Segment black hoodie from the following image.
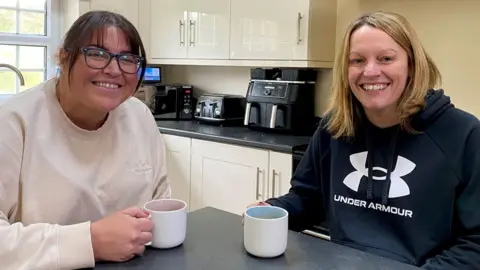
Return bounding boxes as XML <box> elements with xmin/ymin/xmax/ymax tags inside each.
<box><xmin>266</xmin><ymin>89</ymin><xmax>480</xmax><ymax>269</ymax></box>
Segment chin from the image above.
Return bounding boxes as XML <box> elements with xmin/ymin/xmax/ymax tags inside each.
<box><xmin>92</xmin><ymin>96</ymin><xmax>127</xmax><ymax>113</ymax></box>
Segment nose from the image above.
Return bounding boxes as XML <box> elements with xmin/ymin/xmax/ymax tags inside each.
<box><xmin>103</xmin><ymin>57</ymin><xmax>122</xmax><ymax>76</ymax></box>
<box><xmin>363</xmin><ymin>61</ymin><xmax>381</xmax><ymax>77</ymax></box>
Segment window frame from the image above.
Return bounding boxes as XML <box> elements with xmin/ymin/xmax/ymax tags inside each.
<box><xmin>0</xmin><ymin>0</ymin><xmax>61</xmax><ymax>99</ymax></box>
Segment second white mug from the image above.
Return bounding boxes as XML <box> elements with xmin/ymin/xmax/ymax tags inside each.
<box><xmin>243</xmin><ymin>205</ymin><xmax>289</xmax><ymax>258</ymax></box>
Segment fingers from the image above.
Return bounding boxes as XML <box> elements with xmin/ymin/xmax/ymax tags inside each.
<box><xmin>121</xmin><ymin>207</ymin><xmax>146</xmax><ymax>217</ymax></box>
<box><xmin>133</xmin><ymin>244</ymin><xmax>146</xmax><ymax>257</ymax></box>
<box><xmin>136</xmin><ymin>217</ymin><xmax>153</xmax><ymax>232</ymax></box>
<box><xmin>137</xmin><ymin>231</ymin><xmax>153</xmax><ymax>245</ymax></box>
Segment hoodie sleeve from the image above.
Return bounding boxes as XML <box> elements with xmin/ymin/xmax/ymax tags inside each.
<box><xmin>265</xmin><ymin>127</ymin><xmax>326</xmax><ymax>231</ymax></box>
<box><xmin>0</xmin><ymin>113</ymin><xmax>95</xmax><ymax>270</ymax></box>
<box><xmin>422</xmin><ymin>125</ymin><xmax>480</xmax><ymax>270</ymax></box>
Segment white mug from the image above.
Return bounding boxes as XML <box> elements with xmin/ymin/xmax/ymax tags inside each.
<box><xmin>143</xmin><ymin>198</ymin><xmax>188</xmax><ymax>249</ymax></box>
<box><xmin>243</xmin><ymin>205</ymin><xmax>289</xmax><ymax>258</ymax></box>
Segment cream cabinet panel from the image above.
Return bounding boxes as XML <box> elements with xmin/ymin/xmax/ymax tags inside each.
<box><xmin>267</xmin><ymin>151</ymin><xmax>293</xmax><ymax>198</ymax></box>
<box><xmin>186</xmin><ymin>0</ymin><xmax>231</xmax><ymax>59</ymax></box>
<box><xmin>86</xmin><ymin>0</ymin><xmax>139</xmax><ymax>29</ymax></box>
<box><xmin>162</xmin><ymin>134</ymin><xmax>192</xmax><ymax>210</ymax></box>
<box><xmin>190</xmin><ymin>139</ymin><xmax>269</xmax><ymax>215</ymax></box>
<box><xmin>148</xmin><ymin>0</ymin><xmax>189</xmax><ymax>59</ymax></box>
<box><xmin>230</xmin><ymin>0</ymin><xmax>309</xmax><ymax>60</ymax></box>
<box><xmin>147</xmin><ymin>0</ymin><xmax>230</xmax><ymax>60</ymax></box>
<box><xmin>229</xmin><ymin>0</ymin><xmax>336</xmax><ymax>64</ymax></box>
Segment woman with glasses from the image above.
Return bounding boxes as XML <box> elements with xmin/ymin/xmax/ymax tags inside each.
<box><xmin>0</xmin><ymin>11</ymin><xmax>171</xmax><ymax>269</ymax></box>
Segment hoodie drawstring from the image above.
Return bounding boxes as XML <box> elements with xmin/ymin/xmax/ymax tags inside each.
<box><xmin>365</xmin><ymin>126</ymin><xmax>399</xmax><ymax>205</ymax></box>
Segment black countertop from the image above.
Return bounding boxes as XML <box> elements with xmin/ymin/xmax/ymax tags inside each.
<box><xmin>91</xmin><ymin>207</ymin><xmax>420</xmax><ymax>270</ymax></box>
<box><xmin>156</xmin><ymin>120</ymin><xmax>313</xmax><ymax>154</ymax></box>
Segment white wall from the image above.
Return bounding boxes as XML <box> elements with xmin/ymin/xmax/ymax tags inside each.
<box><xmin>163</xmin><ymin>0</ymin><xmax>480</xmax><ymax>117</ymax></box>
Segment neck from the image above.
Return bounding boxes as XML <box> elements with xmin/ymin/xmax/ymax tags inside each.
<box><xmin>56</xmin><ymin>79</ymin><xmax>108</xmax><ymax>131</ymax></box>
<box><xmin>364</xmin><ymin>107</ymin><xmax>400</xmax><ymax>128</ymax></box>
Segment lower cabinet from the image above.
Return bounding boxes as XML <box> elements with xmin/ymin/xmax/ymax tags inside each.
<box><xmin>162</xmin><ymin>134</ymin><xmax>192</xmax><ymax>210</ymax></box>
<box><xmin>161</xmin><ymin>134</ymin><xmax>293</xmax><ymax>216</ymax></box>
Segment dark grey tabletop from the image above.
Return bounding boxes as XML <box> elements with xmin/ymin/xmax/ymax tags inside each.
<box><xmin>156</xmin><ymin>120</ymin><xmax>313</xmax><ymax>154</ymax></box>
<box><xmin>90</xmin><ymin>207</ymin><xmax>420</xmax><ymax>270</ymax></box>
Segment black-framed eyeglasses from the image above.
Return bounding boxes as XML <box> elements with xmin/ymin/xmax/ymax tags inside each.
<box><xmin>81</xmin><ymin>47</ymin><xmax>145</xmax><ymax>74</ymax></box>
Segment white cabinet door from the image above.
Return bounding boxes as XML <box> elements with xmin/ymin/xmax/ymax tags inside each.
<box><xmin>229</xmin><ymin>0</ymin><xmax>309</xmax><ymax>60</ymax></box>
<box><xmin>186</xmin><ymin>0</ymin><xmax>230</xmax><ymax>59</ymax></box>
<box><xmin>268</xmin><ymin>151</ymin><xmax>292</xmax><ymax>198</ymax></box>
<box><xmin>88</xmin><ymin>0</ymin><xmax>139</xmax><ymax>29</ymax></box>
<box><xmin>149</xmin><ymin>0</ymin><xmax>189</xmax><ymax>59</ymax></box>
<box><xmin>162</xmin><ymin>134</ymin><xmax>191</xmax><ymax>210</ymax></box>
<box><xmin>190</xmin><ymin>139</ymin><xmax>269</xmax><ymax>215</ymax></box>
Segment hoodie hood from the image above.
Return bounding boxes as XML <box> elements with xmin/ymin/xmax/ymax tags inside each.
<box><xmin>363</xmin><ymin>89</ymin><xmax>453</xmax><ymax>205</ymax></box>
<box><xmin>411</xmin><ymin>88</ymin><xmax>454</xmax><ymax>130</ymax></box>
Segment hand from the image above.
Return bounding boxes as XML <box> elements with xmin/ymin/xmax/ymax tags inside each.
<box><xmin>90</xmin><ymin>207</ymin><xmax>153</xmax><ymax>262</ymax></box>
<box><xmin>242</xmin><ymin>201</ymin><xmax>271</xmax><ymax>224</ymax></box>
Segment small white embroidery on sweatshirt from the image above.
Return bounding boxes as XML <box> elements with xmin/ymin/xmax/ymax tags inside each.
<box><xmin>128</xmin><ymin>160</ymin><xmax>153</xmax><ymax>174</ymax></box>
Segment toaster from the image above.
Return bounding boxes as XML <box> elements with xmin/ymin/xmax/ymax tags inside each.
<box><xmin>194</xmin><ymin>94</ymin><xmax>246</xmax><ymax>125</ymax></box>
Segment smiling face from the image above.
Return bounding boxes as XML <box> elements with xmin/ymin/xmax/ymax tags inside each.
<box><xmin>63</xmin><ymin>26</ymin><xmax>139</xmax><ymax>113</ymax></box>
<box><xmin>348</xmin><ymin>25</ymin><xmax>410</xmax><ymax>118</ymax></box>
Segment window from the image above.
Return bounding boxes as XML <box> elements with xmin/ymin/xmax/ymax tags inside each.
<box><xmin>0</xmin><ymin>0</ymin><xmax>60</xmax><ymax>100</ymax></box>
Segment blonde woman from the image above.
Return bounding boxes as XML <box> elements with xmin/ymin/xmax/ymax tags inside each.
<box><xmin>248</xmin><ymin>11</ymin><xmax>480</xmax><ymax>269</ymax></box>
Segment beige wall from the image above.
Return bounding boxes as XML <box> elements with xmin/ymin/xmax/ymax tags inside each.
<box><xmin>165</xmin><ymin>0</ymin><xmax>480</xmax><ymax>117</ymax></box>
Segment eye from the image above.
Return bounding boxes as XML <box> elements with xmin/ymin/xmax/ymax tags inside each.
<box><xmin>349</xmin><ymin>58</ymin><xmax>364</xmax><ymax>65</ymax></box>
<box><xmin>380</xmin><ymin>56</ymin><xmax>394</xmax><ymax>63</ymax></box>
<box><xmin>86</xmin><ymin>48</ymin><xmax>109</xmax><ymax>60</ymax></box>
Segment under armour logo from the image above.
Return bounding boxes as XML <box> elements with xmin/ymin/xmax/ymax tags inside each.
<box><xmin>343</xmin><ymin>151</ymin><xmax>416</xmax><ymax>198</ymax></box>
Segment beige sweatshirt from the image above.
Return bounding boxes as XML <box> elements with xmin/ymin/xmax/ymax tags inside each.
<box><xmin>0</xmin><ymin>79</ymin><xmax>171</xmax><ymax>270</ymax></box>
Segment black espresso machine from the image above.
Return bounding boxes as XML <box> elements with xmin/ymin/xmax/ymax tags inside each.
<box><xmin>243</xmin><ymin>68</ymin><xmax>318</xmax><ymax>135</ymax></box>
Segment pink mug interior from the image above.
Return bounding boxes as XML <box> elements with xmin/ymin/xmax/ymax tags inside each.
<box><xmin>144</xmin><ymin>199</ymin><xmax>186</xmax><ymax>212</ymax></box>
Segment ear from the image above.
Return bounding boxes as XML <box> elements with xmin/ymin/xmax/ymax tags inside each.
<box><xmin>56</xmin><ymin>48</ymin><xmax>69</xmax><ymax>70</ymax></box>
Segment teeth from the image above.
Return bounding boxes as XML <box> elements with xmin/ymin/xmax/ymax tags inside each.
<box><xmin>362</xmin><ymin>84</ymin><xmax>388</xmax><ymax>91</ymax></box>
<box><xmin>94</xmin><ymin>82</ymin><xmax>120</xmax><ymax>89</ymax></box>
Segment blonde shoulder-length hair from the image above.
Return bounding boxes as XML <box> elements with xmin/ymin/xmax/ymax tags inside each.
<box><xmin>325</xmin><ymin>11</ymin><xmax>442</xmax><ymax>139</ymax></box>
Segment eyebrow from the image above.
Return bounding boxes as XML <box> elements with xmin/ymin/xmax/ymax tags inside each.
<box><xmin>348</xmin><ymin>49</ymin><xmax>398</xmax><ymax>56</ymax></box>
<box><xmin>84</xmin><ymin>44</ymin><xmax>132</xmax><ymax>54</ymax></box>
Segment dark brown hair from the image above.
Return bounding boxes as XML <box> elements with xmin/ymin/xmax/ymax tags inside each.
<box><xmin>57</xmin><ymin>10</ymin><xmax>147</xmax><ymax>90</ymax></box>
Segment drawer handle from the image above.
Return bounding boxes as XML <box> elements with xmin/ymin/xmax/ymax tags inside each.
<box><xmin>256</xmin><ymin>167</ymin><xmax>262</xmax><ymax>200</ymax></box>
<box><xmin>296</xmin><ymin>12</ymin><xmax>303</xmax><ymax>44</ymax></box>
<box><xmin>271</xmin><ymin>169</ymin><xmax>276</xmax><ymax>197</ymax></box>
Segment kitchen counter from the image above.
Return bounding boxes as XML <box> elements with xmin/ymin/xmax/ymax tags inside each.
<box><xmin>156</xmin><ymin>120</ymin><xmax>313</xmax><ymax>154</ymax></box>
<box><xmin>90</xmin><ymin>207</ymin><xmax>420</xmax><ymax>270</ymax></box>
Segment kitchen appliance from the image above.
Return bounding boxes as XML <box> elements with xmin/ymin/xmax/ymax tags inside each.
<box><xmin>194</xmin><ymin>93</ymin><xmax>246</xmax><ymax>125</ymax></box>
<box><xmin>292</xmin><ymin>144</ymin><xmax>330</xmax><ymax>240</ymax></box>
<box><xmin>135</xmin><ymin>65</ymin><xmax>162</xmax><ymax>112</ymax></box>
<box><xmin>152</xmin><ymin>83</ymin><xmax>195</xmax><ymax>121</ymax></box>
<box><xmin>244</xmin><ymin>68</ymin><xmax>317</xmax><ymax>135</ymax></box>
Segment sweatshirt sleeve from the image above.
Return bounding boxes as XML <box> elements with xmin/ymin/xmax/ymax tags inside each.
<box><xmin>146</xmin><ymin>108</ymin><xmax>171</xmax><ymax>200</ymax></box>
<box><xmin>265</xmin><ymin>127</ymin><xmax>325</xmax><ymax>231</ymax></box>
<box><xmin>422</xmin><ymin>125</ymin><xmax>480</xmax><ymax>270</ymax></box>
<box><xmin>0</xmin><ymin>113</ymin><xmax>95</xmax><ymax>270</ymax></box>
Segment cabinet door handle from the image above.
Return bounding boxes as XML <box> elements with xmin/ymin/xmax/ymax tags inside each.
<box><xmin>179</xmin><ymin>20</ymin><xmax>185</xmax><ymax>46</ymax></box>
<box><xmin>271</xmin><ymin>169</ymin><xmax>277</xmax><ymax>197</ymax></box>
<box><xmin>256</xmin><ymin>167</ymin><xmax>262</xmax><ymax>200</ymax></box>
<box><xmin>296</xmin><ymin>12</ymin><xmax>303</xmax><ymax>44</ymax></box>
<box><xmin>189</xmin><ymin>20</ymin><xmax>196</xmax><ymax>46</ymax></box>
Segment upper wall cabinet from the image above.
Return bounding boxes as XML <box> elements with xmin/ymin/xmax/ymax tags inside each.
<box><xmin>80</xmin><ymin>0</ymin><xmax>140</xmax><ymax>29</ymax></box>
<box><xmin>67</xmin><ymin>0</ymin><xmax>337</xmax><ymax>68</ymax></box>
<box><xmin>140</xmin><ymin>0</ymin><xmax>231</xmax><ymax>60</ymax></box>
<box><xmin>230</xmin><ymin>0</ymin><xmax>336</xmax><ymax>65</ymax></box>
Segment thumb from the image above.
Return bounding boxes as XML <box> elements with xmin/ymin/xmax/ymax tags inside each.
<box><xmin>121</xmin><ymin>207</ymin><xmax>148</xmax><ymax>218</ymax></box>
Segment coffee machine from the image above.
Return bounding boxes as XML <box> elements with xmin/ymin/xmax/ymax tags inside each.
<box><xmin>244</xmin><ymin>68</ymin><xmax>317</xmax><ymax>135</ymax></box>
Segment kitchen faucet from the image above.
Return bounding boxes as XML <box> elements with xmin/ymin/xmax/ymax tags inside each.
<box><xmin>0</xmin><ymin>63</ymin><xmax>25</xmax><ymax>86</ymax></box>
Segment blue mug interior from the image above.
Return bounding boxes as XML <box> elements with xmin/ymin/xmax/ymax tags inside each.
<box><xmin>246</xmin><ymin>206</ymin><xmax>287</xmax><ymax>219</ymax></box>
